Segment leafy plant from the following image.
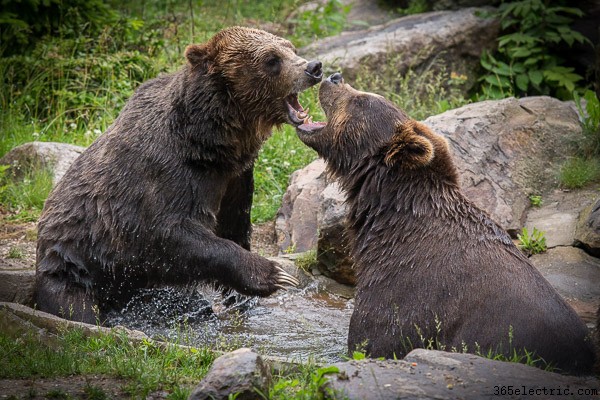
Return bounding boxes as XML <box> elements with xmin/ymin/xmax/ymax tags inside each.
<box><xmin>294</xmin><ymin>249</ymin><xmax>318</xmax><ymax>271</ymax></box>
<box><xmin>478</xmin><ymin>0</ymin><xmax>590</xmax><ymax>100</ymax></box>
<box><xmin>574</xmin><ymin>89</ymin><xmax>600</xmax><ymax>157</ymax></box>
<box><xmin>7</xmin><ymin>246</ymin><xmax>25</xmax><ymax>259</ymax></box>
<box><xmin>289</xmin><ymin>0</ymin><xmax>351</xmax><ymax>46</ymax></box>
<box><xmin>517</xmin><ymin>227</ymin><xmax>547</xmax><ymax>255</ymax></box>
<box><xmin>396</xmin><ymin>0</ymin><xmax>430</xmax><ymax>16</ymax></box>
<box><xmin>528</xmin><ymin>194</ymin><xmax>542</xmax><ymax>207</ymax></box>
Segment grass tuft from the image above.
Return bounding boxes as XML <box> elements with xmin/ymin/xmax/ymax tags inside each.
<box><xmin>559</xmin><ymin>157</ymin><xmax>600</xmax><ymax>189</ymax></box>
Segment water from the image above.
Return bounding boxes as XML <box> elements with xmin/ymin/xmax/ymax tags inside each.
<box><xmin>105</xmin><ymin>282</ymin><xmax>354</xmax><ymax>363</ymax></box>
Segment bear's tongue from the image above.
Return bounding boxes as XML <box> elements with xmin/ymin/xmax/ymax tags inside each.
<box><xmin>298</xmin><ymin>121</ymin><xmax>326</xmax><ymax>134</ymax></box>
<box><xmin>286</xmin><ymin>93</ymin><xmax>311</xmax><ymax>125</ymax></box>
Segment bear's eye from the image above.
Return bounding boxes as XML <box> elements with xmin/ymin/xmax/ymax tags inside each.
<box><xmin>265</xmin><ymin>55</ymin><xmax>282</xmax><ymax>75</ymax></box>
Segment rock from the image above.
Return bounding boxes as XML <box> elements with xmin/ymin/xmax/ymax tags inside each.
<box><xmin>0</xmin><ymin>141</ymin><xmax>85</xmax><ymax>185</ymax></box>
<box><xmin>0</xmin><ymin>269</ymin><xmax>35</xmax><ymax>305</ymax></box>
<box><xmin>189</xmin><ymin>348</ymin><xmax>271</xmax><ymax>400</ymax></box>
<box><xmin>275</xmin><ymin>159</ymin><xmax>327</xmax><ymax>253</ymax></box>
<box><xmin>316</xmin><ymin>182</ymin><xmax>354</xmax><ymax>285</ymax></box>
<box><xmin>524</xmin><ymin>189</ymin><xmax>598</xmax><ymax>248</ymax></box>
<box><xmin>301</xmin><ymin>8</ymin><xmax>500</xmax><ymax>92</ymax></box>
<box><xmin>426</xmin><ymin>96</ymin><xmax>582</xmax><ymax>234</ymax></box>
<box><xmin>575</xmin><ymin>198</ymin><xmax>600</xmax><ymax>257</ymax></box>
<box><xmin>0</xmin><ymin>302</ymin><xmax>148</xmax><ymax>342</ymax></box>
<box><xmin>530</xmin><ymin>247</ymin><xmax>600</xmax><ymax>324</ymax></box>
<box><xmin>323</xmin><ymin>349</ymin><xmax>600</xmax><ymax>400</ymax></box>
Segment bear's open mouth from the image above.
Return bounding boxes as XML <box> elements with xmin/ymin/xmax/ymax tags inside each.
<box><xmin>285</xmin><ymin>93</ymin><xmax>312</xmax><ymax>126</ymax></box>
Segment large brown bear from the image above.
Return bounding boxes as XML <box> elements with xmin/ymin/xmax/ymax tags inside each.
<box><xmin>35</xmin><ymin>27</ymin><xmax>322</xmax><ymax>324</ymax></box>
<box><xmin>296</xmin><ymin>73</ymin><xmax>596</xmax><ymax>375</ymax></box>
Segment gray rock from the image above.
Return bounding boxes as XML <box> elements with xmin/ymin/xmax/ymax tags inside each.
<box><xmin>0</xmin><ymin>141</ymin><xmax>85</xmax><ymax>186</ymax></box>
<box><xmin>323</xmin><ymin>349</ymin><xmax>600</xmax><ymax>400</ymax></box>
<box><xmin>0</xmin><ymin>302</ymin><xmax>148</xmax><ymax>341</ymax></box>
<box><xmin>575</xmin><ymin>198</ymin><xmax>600</xmax><ymax>257</ymax></box>
<box><xmin>530</xmin><ymin>246</ymin><xmax>600</xmax><ymax>324</ymax></box>
<box><xmin>316</xmin><ymin>182</ymin><xmax>355</xmax><ymax>285</ymax></box>
<box><xmin>524</xmin><ymin>189</ymin><xmax>599</xmax><ymax>249</ymax></box>
<box><xmin>426</xmin><ymin>96</ymin><xmax>582</xmax><ymax>234</ymax></box>
<box><xmin>276</xmin><ymin>159</ymin><xmax>327</xmax><ymax>254</ymax></box>
<box><xmin>301</xmin><ymin>8</ymin><xmax>500</xmax><ymax>92</ymax></box>
<box><xmin>0</xmin><ymin>269</ymin><xmax>35</xmax><ymax>305</ymax></box>
<box><xmin>189</xmin><ymin>348</ymin><xmax>271</xmax><ymax>400</ymax></box>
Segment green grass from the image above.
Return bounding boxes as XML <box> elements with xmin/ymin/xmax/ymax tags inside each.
<box><xmin>559</xmin><ymin>157</ymin><xmax>600</xmax><ymax>189</ymax></box>
<box><xmin>0</xmin><ymin>165</ymin><xmax>54</xmax><ymax>221</ymax></box>
<box><xmin>0</xmin><ymin>325</ymin><xmax>341</xmax><ymax>399</ymax></box>
<box><xmin>0</xmin><ymin>328</ymin><xmax>215</xmax><ymax>398</ymax></box>
<box><xmin>353</xmin><ymin>56</ymin><xmax>470</xmax><ymax>121</ymax></box>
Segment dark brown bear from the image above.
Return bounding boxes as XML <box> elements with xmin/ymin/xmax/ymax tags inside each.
<box><xmin>296</xmin><ymin>73</ymin><xmax>596</xmax><ymax>375</ymax></box>
<box><xmin>35</xmin><ymin>27</ymin><xmax>322</xmax><ymax>323</ymax></box>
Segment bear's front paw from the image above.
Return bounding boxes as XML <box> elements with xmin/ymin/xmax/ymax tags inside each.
<box><xmin>239</xmin><ymin>258</ymin><xmax>299</xmax><ymax>297</ymax></box>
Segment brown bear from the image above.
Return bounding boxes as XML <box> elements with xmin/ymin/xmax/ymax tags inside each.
<box><xmin>35</xmin><ymin>26</ymin><xmax>322</xmax><ymax>324</ymax></box>
<box><xmin>296</xmin><ymin>73</ymin><xmax>596</xmax><ymax>375</ymax></box>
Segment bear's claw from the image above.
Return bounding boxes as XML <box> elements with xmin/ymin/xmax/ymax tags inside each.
<box><xmin>275</xmin><ymin>265</ymin><xmax>299</xmax><ymax>287</ymax></box>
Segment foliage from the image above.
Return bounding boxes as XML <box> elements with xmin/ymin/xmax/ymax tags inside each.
<box><xmin>289</xmin><ymin>0</ymin><xmax>352</xmax><ymax>46</ymax></box>
<box><xmin>7</xmin><ymin>245</ymin><xmax>24</xmax><ymax>259</ymax></box>
<box><xmin>558</xmin><ymin>157</ymin><xmax>600</xmax><ymax>189</ymax></box>
<box><xmin>0</xmin><ymin>0</ymin><xmax>119</xmax><ymax>56</ymax></box>
<box><xmin>268</xmin><ymin>363</ymin><xmax>340</xmax><ymax>400</ymax></box>
<box><xmin>478</xmin><ymin>0</ymin><xmax>590</xmax><ymax>100</ymax></box>
<box><xmin>0</xmin><ymin>164</ymin><xmax>53</xmax><ymax>221</ymax></box>
<box><xmin>517</xmin><ymin>227</ymin><xmax>547</xmax><ymax>255</ymax></box>
<box><xmin>353</xmin><ymin>56</ymin><xmax>469</xmax><ymax>121</ymax></box>
<box><xmin>396</xmin><ymin>0</ymin><xmax>430</xmax><ymax>16</ymax></box>
<box><xmin>294</xmin><ymin>249</ymin><xmax>319</xmax><ymax>272</ymax></box>
<box><xmin>574</xmin><ymin>89</ymin><xmax>600</xmax><ymax>157</ymax></box>
<box><xmin>528</xmin><ymin>194</ymin><xmax>542</xmax><ymax>207</ymax></box>
<box><xmin>0</xmin><ymin>328</ymin><xmax>215</xmax><ymax>397</ymax></box>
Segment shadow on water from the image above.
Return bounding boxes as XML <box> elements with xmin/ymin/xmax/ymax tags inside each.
<box><xmin>105</xmin><ymin>282</ymin><xmax>354</xmax><ymax>363</ymax></box>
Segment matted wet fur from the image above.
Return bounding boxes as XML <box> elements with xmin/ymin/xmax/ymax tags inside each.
<box><xmin>296</xmin><ymin>73</ymin><xmax>596</xmax><ymax>375</ymax></box>
<box><xmin>35</xmin><ymin>27</ymin><xmax>322</xmax><ymax>323</ymax></box>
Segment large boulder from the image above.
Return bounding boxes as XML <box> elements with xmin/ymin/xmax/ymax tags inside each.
<box><xmin>0</xmin><ymin>141</ymin><xmax>85</xmax><ymax>186</ymax></box>
<box><xmin>323</xmin><ymin>349</ymin><xmax>600</xmax><ymax>399</ymax></box>
<box><xmin>426</xmin><ymin>96</ymin><xmax>581</xmax><ymax>234</ymax></box>
<box><xmin>275</xmin><ymin>159</ymin><xmax>327</xmax><ymax>254</ymax></box>
<box><xmin>301</xmin><ymin>7</ymin><xmax>500</xmax><ymax>92</ymax></box>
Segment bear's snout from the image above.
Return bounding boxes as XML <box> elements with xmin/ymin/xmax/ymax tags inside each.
<box><xmin>305</xmin><ymin>60</ymin><xmax>323</xmax><ymax>81</ymax></box>
<box><xmin>327</xmin><ymin>72</ymin><xmax>343</xmax><ymax>84</ymax></box>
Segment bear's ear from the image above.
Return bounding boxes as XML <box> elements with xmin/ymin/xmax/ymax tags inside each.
<box><xmin>185</xmin><ymin>44</ymin><xmax>209</xmax><ymax>66</ymax></box>
<box><xmin>384</xmin><ymin>120</ymin><xmax>434</xmax><ymax>168</ymax></box>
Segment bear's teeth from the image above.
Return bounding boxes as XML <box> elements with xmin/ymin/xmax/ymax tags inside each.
<box><xmin>296</xmin><ymin>110</ymin><xmax>308</xmax><ymax>120</ymax></box>
<box><xmin>303</xmin><ymin>116</ymin><xmax>312</xmax><ymax>124</ymax></box>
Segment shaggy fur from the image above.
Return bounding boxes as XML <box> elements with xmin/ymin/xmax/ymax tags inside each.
<box><xmin>297</xmin><ymin>73</ymin><xmax>596</xmax><ymax>375</ymax></box>
<box><xmin>35</xmin><ymin>27</ymin><xmax>321</xmax><ymax>323</ymax></box>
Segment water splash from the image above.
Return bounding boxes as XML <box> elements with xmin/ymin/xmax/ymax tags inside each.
<box><xmin>105</xmin><ymin>282</ymin><xmax>353</xmax><ymax>363</ymax></box>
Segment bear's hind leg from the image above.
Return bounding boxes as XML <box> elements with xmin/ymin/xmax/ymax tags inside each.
<box><xmin>34</xmin><ymin>273</ymin><xmax>99</xmax><ymax>324</ymax></box>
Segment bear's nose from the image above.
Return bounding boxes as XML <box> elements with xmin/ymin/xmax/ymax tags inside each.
<box><xmin>305</xmin><ymin>60</ymin><xmax>323</xmax><ymax>80</ymax></box>
<box><xmin>328</xmin><ymin>72</ymin><xmax>343</xmax><ymax>85</ymax></box>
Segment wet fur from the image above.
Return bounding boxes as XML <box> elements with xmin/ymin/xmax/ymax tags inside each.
<box><xmin>298</xmin><ymin>78</ymin><xmax>596</xmax><ymax>375</ymax></box>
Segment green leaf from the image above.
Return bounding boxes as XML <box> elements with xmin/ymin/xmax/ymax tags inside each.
<box><xmin>528</xmin><ymin>70</ymin><xmax>543</xmax><ymax>86</ymax></box>
<box><xmin>516</xmin><ymin>74</ymin><xmax>529</xmax><ymax>92</ymax></box>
